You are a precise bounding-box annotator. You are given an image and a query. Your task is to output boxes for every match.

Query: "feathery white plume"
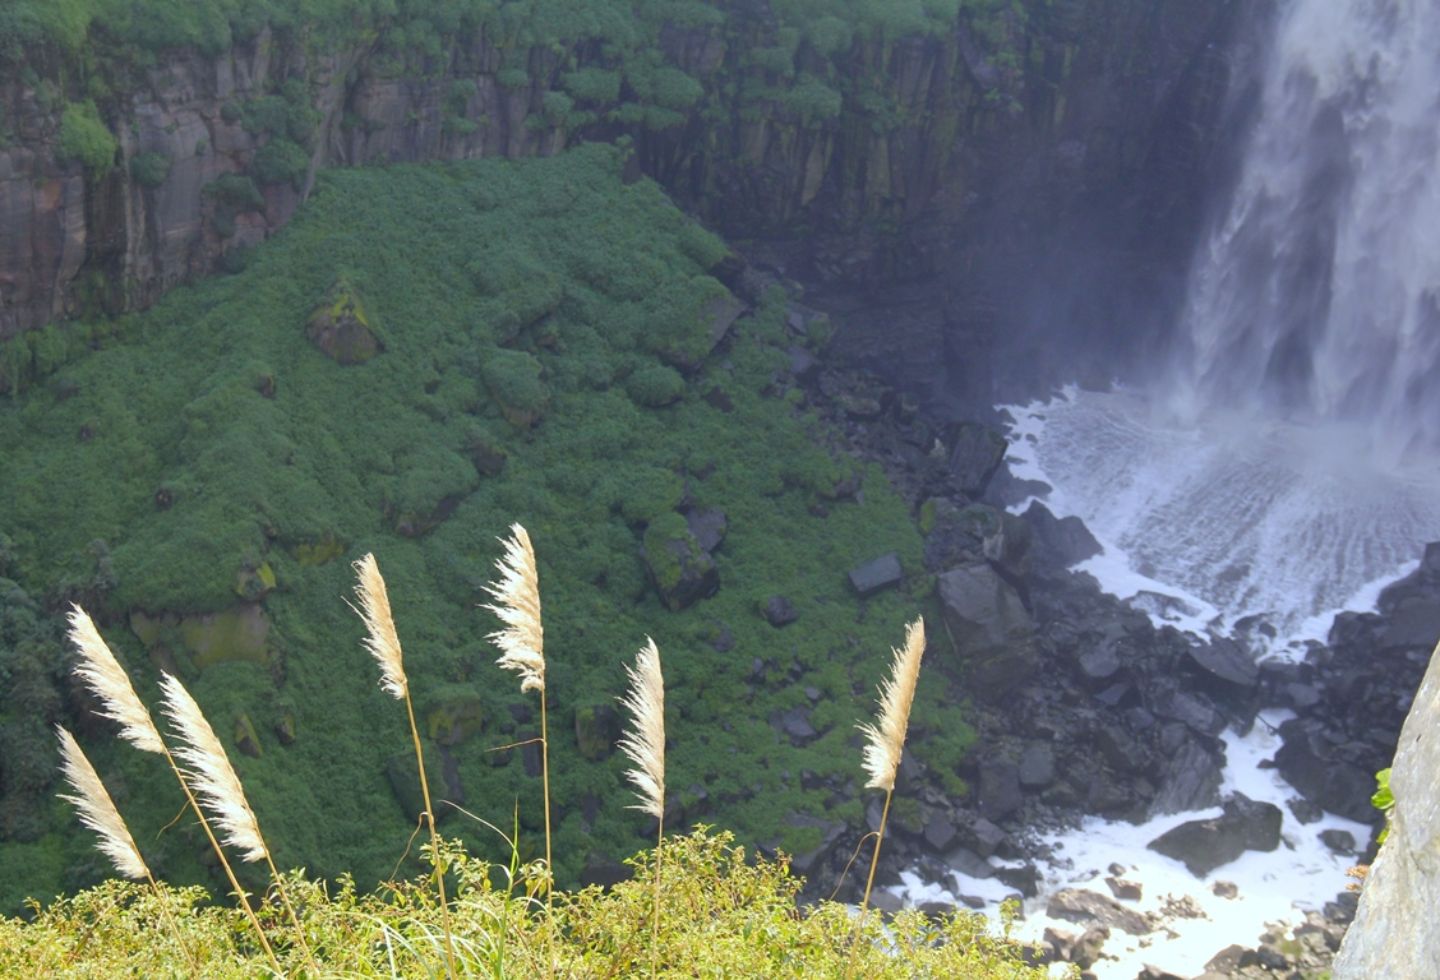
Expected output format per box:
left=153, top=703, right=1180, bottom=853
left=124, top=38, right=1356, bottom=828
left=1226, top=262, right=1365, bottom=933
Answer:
left=857, top=617, right=926, bottom=792
left=483, top=523, right=545, bottom=693
left=159, top=672, right=269, bottom=863
left=351, top=553, right=408, bottom=700
left=67, top=605, right=166, bottom=755
left=618, top=637, right=666, bottom=818
left=55, top=726, right=149, bottom=881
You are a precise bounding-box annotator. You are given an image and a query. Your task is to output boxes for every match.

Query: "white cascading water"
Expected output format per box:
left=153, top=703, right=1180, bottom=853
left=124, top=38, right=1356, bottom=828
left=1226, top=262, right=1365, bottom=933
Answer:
left=1011, top=0, right=1440, bottom=642
left=896, top=4, right=1440, bottom=976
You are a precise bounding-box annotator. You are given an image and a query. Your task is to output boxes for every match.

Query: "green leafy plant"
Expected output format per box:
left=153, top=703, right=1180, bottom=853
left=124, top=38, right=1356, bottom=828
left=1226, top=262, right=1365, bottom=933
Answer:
left=1372, top=767, right=1395, bottom=843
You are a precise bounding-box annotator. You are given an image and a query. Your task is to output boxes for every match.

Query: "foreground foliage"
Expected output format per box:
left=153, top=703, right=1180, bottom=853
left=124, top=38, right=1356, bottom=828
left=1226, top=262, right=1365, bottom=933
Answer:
left=0, top=828, right=1058, bottom=978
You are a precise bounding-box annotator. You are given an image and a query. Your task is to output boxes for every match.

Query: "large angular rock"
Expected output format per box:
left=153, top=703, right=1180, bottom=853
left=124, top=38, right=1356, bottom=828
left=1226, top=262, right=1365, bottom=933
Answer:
left=642, top=514, right=719, bottom=611
left=946, top=423, right=1007, bottom=497
left=1147, top=793, right=1282, bottom=876
left=1046, top=888, right=1151, bottom=936
left=848, top=553, right=903, bottom=597
left=1149, top=739, right=1224, bottom=816
left=1272, top=720, right=1377, bottom=823
left=938, top=562, right=1037, bottom=695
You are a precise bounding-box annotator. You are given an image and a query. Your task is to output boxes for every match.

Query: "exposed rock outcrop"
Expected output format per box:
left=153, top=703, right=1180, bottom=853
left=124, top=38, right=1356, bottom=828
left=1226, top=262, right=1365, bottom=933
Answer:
left=1332, top=643, right=1440, bottom=978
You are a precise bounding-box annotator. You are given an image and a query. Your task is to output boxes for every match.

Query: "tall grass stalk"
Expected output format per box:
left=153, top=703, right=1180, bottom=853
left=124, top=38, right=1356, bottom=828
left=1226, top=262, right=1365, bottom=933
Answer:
left=159, top=671, right=319, bottom=974
left=55, top=725, right=196, bottom=971
left=850, top=617, right=926, bottom=967
left=482, top=523, right=552, bottom=972
left=619, top=637, right=666, bottom=977
left=66, top=606, right=284, bottom=975
left=350, top=553, right=458, bottom=980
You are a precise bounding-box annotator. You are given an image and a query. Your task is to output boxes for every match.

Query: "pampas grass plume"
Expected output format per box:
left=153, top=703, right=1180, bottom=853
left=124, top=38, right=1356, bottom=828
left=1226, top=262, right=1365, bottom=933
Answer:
left=55, top=726, right=149, bottom=881
left=857, top=617, right=925, bottom=792
left=352, top=553, right=408, bottom=699
left=484, top=523, right=545, bottom=693
left=159, top=672, right=268, bottom=863
left=619, top=637, right=666, bottom=818
left=67, top=605, right=166, bottom=755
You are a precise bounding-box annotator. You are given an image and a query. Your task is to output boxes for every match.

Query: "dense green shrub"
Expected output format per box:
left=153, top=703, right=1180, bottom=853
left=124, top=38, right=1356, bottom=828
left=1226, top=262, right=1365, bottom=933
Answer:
left=252, top=138, right=309, bottom=188
left=128, top=150, right=171, bottom=187
left=0, top=147, right=963, bottom=914
left=626, top=363, right=686, bottom=408
left=57, top=100, right=116, bottom=175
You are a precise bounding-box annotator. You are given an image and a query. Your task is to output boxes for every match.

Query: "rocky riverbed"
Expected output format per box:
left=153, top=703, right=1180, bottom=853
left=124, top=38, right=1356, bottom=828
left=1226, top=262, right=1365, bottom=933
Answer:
left=775, top=344, right=1432, bottom=977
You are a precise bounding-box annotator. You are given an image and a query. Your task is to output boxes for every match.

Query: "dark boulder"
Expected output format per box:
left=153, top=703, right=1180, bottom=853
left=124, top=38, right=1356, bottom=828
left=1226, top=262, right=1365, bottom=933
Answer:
left=947, top=422, right=1007, bottom=497
left=642, top=514, right=720, bottom=611
left=1149, top=738, right=1224, bottom=816
left=1185, top=637, right=1260, bottom=688
left=684, top=507, right=728, bottom=553
left=1272, top=720, right=1377, bottom=823
left=938, top=562, right=1038, bottom=695
left=977, top=759, right=1024, bottom=821
left=761, top=595, right=798, bottom=627
left=1018, top=742, right=1056, bottom=788
left=1147, top=793, right=1282, bottom=876
left=1022, top=501, right=1102, bottom=572
left=848, top=552, right=903, bottom=597
left=1046, top=888, right=1151, bottom=936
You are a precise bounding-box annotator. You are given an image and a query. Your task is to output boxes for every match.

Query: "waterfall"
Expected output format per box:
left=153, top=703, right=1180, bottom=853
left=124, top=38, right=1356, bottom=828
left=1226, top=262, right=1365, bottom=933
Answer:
left=1007, top=0, right=1440, bottom=640
left=1175, top=0, right=1440, bottom=458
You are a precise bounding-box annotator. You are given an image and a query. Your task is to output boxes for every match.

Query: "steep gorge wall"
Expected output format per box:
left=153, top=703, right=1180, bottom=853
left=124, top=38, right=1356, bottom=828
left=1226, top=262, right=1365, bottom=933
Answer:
left=0, top=0, right=1240, bottom=347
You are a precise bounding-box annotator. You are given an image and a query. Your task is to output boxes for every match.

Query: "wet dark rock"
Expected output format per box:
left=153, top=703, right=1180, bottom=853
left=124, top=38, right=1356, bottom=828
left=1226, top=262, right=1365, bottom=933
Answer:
left=1022, top=501, right=1102, bottom=573
left=1318, top=828, right=1356, bottom=855
left=1287, top=797, right=1323, bottom=824
left=946, top=422, right=1007, bottom=496
left=923, top=813, right=958, bottom=852
left=848, top=552, right=903, bottom=597
left=1147, top=792, right=1282, bottom=876
left=944, top=846, right=993, bottom=879
left=1077, top=644, right=1122, bottom=682
left=761, top=595, right=798, bottom=627
left=1094, top=723, right=1146, bottom=773
left=938, top=562, right=1038, bottom=695
left=963, top=816, right=1009, bottom=858
left=977, top=760, right=1023, bottom=820
left=1272, top=719, right=1377, bottom=823
left=1149, top=739, right=1224, bottom=816
left=1135, top=966, right=1185, bottom=980
left=995, top=863, right=1041, bottom=898
left=1046, top=888, right=1151, bottom=935
left=1185, top=637, right=1259, bottom=688
left=1150, top=687, right=1225, bottom=736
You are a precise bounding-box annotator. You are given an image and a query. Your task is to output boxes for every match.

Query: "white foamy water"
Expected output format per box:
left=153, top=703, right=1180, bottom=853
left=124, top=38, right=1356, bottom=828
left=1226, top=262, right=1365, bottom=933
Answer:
left=895, top=713, right=1371, bottom=980
left=1005, top=386, right=1440, bottom=648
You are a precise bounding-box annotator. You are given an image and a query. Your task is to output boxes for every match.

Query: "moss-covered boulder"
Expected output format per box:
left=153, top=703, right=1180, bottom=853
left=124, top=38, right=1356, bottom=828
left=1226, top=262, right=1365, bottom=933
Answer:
left=425, top=693, right=485, bottom=746
left=306, top=278, right=382, bottom=365
left=233, top=712, right=263, bottom=758
left=641, top=512, right=719, bottom=611
left=129, top=603, right=275, bottom=671
left=573, top=703, right=621, bottom=761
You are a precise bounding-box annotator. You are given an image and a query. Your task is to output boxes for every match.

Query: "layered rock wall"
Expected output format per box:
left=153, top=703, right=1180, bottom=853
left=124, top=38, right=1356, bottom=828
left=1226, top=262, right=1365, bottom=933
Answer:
left=0, top=1, right=1240, bottom=344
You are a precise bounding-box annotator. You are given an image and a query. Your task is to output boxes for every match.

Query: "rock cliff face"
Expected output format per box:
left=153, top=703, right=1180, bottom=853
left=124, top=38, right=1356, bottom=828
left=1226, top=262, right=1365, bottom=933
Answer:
left=0, top=0, right=1241, bottom=345
left=1332, top=643, right=1440, bottom=979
